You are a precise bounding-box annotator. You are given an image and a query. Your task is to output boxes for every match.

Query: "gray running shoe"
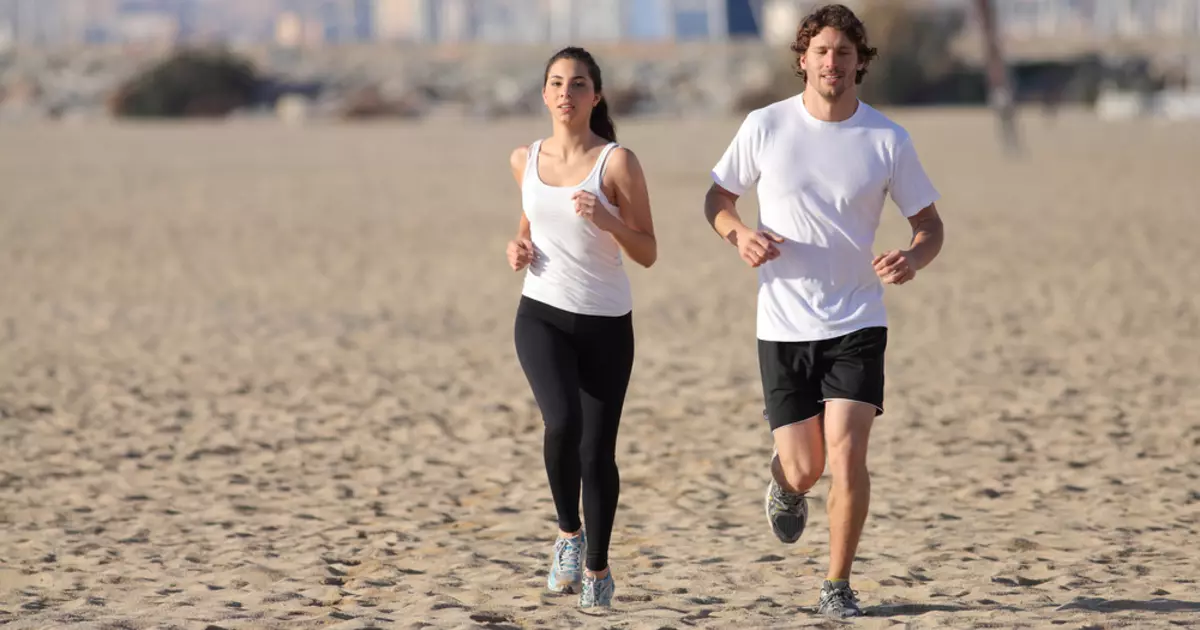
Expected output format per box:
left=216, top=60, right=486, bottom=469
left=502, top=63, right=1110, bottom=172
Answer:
left=546, top=531, right=586, bottom=594
left=764, top=474, right=808, bottom=544
left=818, top=580, right=864, bottom=618
left=579, top=571, right=614, bottom=608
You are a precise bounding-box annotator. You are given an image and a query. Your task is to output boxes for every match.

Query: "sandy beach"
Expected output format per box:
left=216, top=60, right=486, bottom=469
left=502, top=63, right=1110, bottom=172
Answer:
left=1, top=109, right=1199, bottom=629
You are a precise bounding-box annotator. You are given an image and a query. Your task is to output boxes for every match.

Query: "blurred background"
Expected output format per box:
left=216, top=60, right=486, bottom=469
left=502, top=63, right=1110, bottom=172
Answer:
left=0, top=0, right=1197, bottom=124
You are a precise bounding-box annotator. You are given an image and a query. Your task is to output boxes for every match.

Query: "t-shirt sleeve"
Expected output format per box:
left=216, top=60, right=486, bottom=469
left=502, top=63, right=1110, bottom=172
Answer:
left=889, top=135, right=940, bottom=218
left=710, top=111, right=764, bottom=196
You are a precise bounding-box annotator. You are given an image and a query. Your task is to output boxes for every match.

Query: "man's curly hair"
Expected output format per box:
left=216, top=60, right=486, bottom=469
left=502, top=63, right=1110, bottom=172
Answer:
left=790, top=4, right=879, bottom=85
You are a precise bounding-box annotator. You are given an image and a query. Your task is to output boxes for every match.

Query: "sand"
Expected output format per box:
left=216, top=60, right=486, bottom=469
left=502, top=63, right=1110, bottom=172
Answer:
left=1, top=109, right=1198, bottom=629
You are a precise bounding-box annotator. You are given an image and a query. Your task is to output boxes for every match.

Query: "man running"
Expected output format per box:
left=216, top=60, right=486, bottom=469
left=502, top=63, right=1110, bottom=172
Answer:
left=703, top=3, right=945, bottom=619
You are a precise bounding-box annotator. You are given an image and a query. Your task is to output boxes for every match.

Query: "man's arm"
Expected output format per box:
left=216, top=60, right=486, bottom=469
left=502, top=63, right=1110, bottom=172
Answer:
left=874, top=203, right=944, bottom=284
left=705, top=183, right=782, bottom=267
left=904, top=203, right=944, bottom=270
left=704, top=183, right=747, bottom=245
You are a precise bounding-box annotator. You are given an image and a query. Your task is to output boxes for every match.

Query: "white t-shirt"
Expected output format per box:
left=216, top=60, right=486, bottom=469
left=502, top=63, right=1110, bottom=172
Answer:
left=711, top=93, right=940, bottom=342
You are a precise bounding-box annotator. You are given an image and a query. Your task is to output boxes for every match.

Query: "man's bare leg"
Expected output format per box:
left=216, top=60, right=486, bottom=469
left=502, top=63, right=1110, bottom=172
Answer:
left=763, top=412, right=825, bottom=544
left=771, top=413, right=825, bottom=493
left=821, top=399, right=876, bottom=580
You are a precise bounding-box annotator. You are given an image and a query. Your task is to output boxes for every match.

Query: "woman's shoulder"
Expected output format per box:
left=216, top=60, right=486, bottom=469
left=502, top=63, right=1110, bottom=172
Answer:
left=603, top=145, right=643, bottom=179
left=510, top=141, right=537, bottom=169
left=509, top=141, right=541, bottom=179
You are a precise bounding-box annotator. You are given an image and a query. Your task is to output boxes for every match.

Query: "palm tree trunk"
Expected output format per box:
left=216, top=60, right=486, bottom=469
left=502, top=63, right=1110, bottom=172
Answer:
left=974, top=0, right=1020, bottom=155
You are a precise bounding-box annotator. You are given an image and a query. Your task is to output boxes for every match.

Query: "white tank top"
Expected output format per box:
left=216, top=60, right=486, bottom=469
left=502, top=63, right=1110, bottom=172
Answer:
left=520, top=139, right=632, bottom=317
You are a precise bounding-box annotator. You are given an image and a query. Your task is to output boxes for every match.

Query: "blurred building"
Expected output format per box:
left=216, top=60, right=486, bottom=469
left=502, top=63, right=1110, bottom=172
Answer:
left=372, top=0, right=426, bottom=41
left=994, top=0, right=1200, bottom=38
left=275, top=11, right=304, bottom=47
left=363, top=0, right=761, bottom=44
left=1, top=0, right=1196, bottom=48
left=353, top=0, right=374, bottom=39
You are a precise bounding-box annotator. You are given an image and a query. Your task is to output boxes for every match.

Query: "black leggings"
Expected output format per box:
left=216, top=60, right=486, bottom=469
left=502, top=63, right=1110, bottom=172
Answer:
left=514, top=296, right=634, bottom=572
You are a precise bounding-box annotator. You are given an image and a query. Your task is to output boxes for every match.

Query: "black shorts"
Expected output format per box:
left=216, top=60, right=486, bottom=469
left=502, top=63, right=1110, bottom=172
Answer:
left=758, top=326, right=887, bottom=431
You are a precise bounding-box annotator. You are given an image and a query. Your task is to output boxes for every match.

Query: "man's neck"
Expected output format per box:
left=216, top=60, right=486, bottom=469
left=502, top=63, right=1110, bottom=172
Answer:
left=802, top=89, right=859, bottom=122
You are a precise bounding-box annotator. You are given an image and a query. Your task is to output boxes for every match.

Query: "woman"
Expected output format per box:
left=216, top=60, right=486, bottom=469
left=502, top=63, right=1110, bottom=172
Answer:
left=506, top=46, right=656, bottom=609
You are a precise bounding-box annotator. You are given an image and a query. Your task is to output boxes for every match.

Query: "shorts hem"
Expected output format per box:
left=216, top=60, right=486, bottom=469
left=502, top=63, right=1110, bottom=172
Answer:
left=820, top=397, right=884, bottom=416
left=764, top=399, right=883, bottom=430
left=764, top=410, right=823, bottom=432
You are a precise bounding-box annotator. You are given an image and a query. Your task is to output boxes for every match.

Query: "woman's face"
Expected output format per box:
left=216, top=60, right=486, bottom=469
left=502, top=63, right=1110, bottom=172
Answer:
left=543, top=58, right=598, bottom=124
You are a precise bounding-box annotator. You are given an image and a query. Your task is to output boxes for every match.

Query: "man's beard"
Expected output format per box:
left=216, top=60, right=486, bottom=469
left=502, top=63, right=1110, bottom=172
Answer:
left=809, top=70, right=850, bottom=100
left=819, top=84, right=845, bottom=99
left=812, top=80, right=847, bottom=101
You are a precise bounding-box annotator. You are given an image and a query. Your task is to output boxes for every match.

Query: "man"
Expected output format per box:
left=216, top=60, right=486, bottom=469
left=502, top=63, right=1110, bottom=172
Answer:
left=703, top=4, right=945, bottom=619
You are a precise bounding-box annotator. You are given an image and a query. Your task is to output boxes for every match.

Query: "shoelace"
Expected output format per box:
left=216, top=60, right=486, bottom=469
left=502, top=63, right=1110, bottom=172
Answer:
left=821, top=586, right=859, bottom=611
left=556, top=538, right=581, bottom=571
left=774, top=485, right=805, bottom=509
left=582, top=574, right=610, bottom=603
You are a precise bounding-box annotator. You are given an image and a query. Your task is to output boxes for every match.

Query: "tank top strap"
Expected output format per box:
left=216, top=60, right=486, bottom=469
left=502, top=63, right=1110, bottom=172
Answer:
left=590, top=142, right=620, bottom=187
left=523, top=140, right=542, bottom=185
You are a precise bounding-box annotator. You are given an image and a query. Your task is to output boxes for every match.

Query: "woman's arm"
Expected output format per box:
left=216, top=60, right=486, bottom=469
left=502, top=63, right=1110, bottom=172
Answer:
left=507, top=145, right=535, bottom=270
left=599, top=148, right=657, bottom=268
left=510, top=145, right=532, bottom=239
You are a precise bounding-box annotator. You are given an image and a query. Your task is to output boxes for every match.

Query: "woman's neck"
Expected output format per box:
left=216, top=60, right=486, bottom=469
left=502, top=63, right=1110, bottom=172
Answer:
left=547, top=124, right=597, bottom=157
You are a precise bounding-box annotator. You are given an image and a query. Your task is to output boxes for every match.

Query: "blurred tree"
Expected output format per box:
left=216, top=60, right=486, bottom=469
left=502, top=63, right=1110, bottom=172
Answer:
left=109, top=49, right=260, bottom=118
left=854, top=0, right=969, bottom=106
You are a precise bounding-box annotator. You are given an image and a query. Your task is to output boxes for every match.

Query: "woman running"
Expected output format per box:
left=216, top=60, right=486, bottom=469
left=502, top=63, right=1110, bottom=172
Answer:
left=506, top=46, right=656, bottom=608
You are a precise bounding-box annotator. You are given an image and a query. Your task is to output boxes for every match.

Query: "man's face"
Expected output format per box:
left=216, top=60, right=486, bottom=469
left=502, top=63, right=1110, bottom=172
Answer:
left=800, top=26, right=862, bottom=100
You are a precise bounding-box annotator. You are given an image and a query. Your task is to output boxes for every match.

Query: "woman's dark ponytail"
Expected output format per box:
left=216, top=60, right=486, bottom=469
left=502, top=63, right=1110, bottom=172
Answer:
left=589, top=97, right=616, bottom=143
left=544, top=46, right=617, bottom=143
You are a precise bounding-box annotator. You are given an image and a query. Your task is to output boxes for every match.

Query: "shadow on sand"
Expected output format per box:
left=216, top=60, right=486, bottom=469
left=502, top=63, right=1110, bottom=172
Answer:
left=867, top=602, right=1019, bottom=617
left=1054, top=597, right=1200, bottom=613
left=865, top=597, right=1200, bottom=619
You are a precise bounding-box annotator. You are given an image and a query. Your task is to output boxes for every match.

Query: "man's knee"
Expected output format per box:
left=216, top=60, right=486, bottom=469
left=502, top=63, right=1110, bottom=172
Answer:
left=826, top=446, right=870, bottom=491
left=829, top=462, right=869, bottom=493
left=822, top=400, right=874, bottom=490
left=776, top=450, right=824, bottom=493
